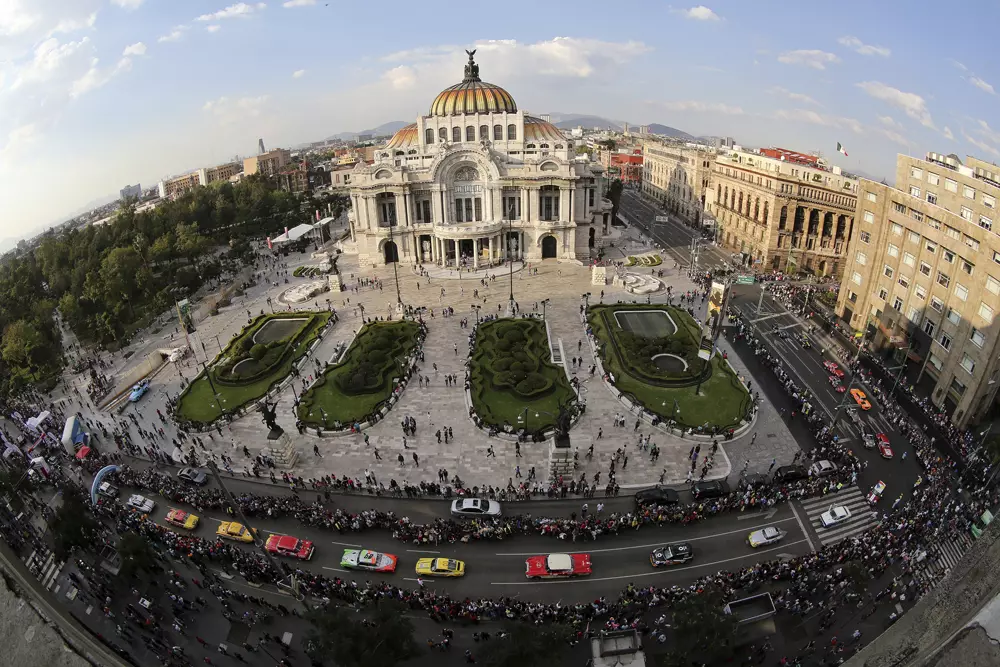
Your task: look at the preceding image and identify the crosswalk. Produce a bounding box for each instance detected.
[799,486,879,547]
[909,533,974,591]
[23,548,64,592]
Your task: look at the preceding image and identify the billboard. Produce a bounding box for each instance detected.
[708,281,726,316]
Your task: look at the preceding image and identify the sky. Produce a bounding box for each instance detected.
[1,1,998,238]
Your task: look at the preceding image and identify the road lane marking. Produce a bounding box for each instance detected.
[492,516,797,556]
[790,501,817,552]
[322,566,350,573]
[737,509,778,521]
[489,540,809,585]
[406,550,441,554]
[330,541,362,547]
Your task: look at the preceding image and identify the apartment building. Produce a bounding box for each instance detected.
[642,141,715,225]
[198,161,241,185]
[244,148,291,177]
[835,152,1000,427]
[157,173,201,199]
[120,183,141,199]
[706,147,858,276]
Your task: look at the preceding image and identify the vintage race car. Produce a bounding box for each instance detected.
[129,380,150,402]
[850,388,872,410]
[415,558,465,577]
[525,553,592,579]
[748,526,786,548]
[867,480,887,505]
[828,376,847,393]
[265,535,314,560]
[165,509,199,530]
[340,549,398,573]
[650,544,693,567]
[126,494,155,513]
[820,505,852,528]
[823,361,846,378]
[216,522,256,543]
[878,441,894,459]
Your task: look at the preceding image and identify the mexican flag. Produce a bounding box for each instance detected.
[837,142,849,156]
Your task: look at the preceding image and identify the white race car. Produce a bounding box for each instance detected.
[748,526,786,548]
[820,505,852,528]
[125,494,155,513]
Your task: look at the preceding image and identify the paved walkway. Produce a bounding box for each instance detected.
[76,243,803,492]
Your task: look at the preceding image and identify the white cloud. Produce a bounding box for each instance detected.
[977,120,1000,145]
[856,81,934,129]
[203,95,271,125]
[655,100,744,115]
[206,25,221,33]
[70,56,132,98]
[950,59,968,71]
[674,6,721,21]
[2,123,38,154]
[963,131,1000,158]
[122,42,146,57]
[877,115,901,129]
[943,126,954,140]
[777,50,840,70]
[837,36,890,57]
[196,3,267,22]
[770,87,821,106]
[292,69,306,78]
[875,128,910,147]
[10,37,91,91]
[111,0,145,9]
[382,65,417,90]
[283,0,316,6]
[773,109,864,135]
[158,25,188,43]
[969,76,995,95]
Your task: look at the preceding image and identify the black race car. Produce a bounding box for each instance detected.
[634,485,680,508]
[650,543,694,567]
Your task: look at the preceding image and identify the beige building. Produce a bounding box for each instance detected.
[642,140,716,225]
[706,147,858,276]
[836,152,1000,426]
[347,52,610,267]
[244,148,291,177]
[199,161,241,185]
[157,172,201,199]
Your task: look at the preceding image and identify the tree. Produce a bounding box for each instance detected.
[117,533,160,581]
[2,319,46,381]
[0,467,34,511]
[660,585,739,667]
[304,601,420,667]
[50,490,100,559]
[607,178,624,224]
[479,623,573,667]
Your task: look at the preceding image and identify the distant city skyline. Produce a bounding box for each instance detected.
[1,1,998,236]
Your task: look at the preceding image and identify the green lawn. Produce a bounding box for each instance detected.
[175,312,331,424]
[588,304,751,430]
[469,318,577,432]
[296,320,421,427]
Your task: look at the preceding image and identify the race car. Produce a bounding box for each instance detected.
[650,543,694,567]
[748,526,786,548]
[265,534,314,560]
[126,494,155,513]
[525,553,592,579]
[850,388,872,410]
[415,558,465,578]
[867,480,887,505]
[129,379,150,403]
[878,441,894,459]
[828,376,847,393]
[340,549,398,573]
[820,505,852,528]
[216,522,256,543]
[165,509,200,530]
[450,498,502,518]
[861,425,877,449]
[824,361,846,378]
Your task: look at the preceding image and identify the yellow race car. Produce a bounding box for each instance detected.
[165,509,200,530]
[216,521,256,543]
[415,558,465,577]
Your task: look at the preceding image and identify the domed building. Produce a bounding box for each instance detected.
[347,51,611,267]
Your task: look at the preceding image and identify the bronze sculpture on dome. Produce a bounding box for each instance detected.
[464,49,480,81]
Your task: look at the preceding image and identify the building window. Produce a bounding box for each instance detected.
[927,193,938,205]
[943,249,955,263]
[926,241,937,254]
[860,231,871,243]
[908,307,921,324]
[947,307,961,325]
[961,354,976,374]
[910,186,921,197]
[864,211,875,223]
[425,128,434,144]
[588,188,595,207]
[988,275,1000,295]
[938,333,952,350]
[950,377,966,395]
[963,185,976,199]
[539,186,559,221]
[915,284,927,300]
[493,125,503,141]
[893,297,904,311]
[903,252,915,267]
[439,127,448,141]
[474,197,482,221]
[910,209,924,223]
[927,216,942,230]
[866,191,878,202]
[945,226,961,240]
[961,259,975,275]
[923,319,936,336]
[961,206,973,221]
[971,328,987,347]
[893,202,907,214]
[945,179,958,193]
[930,296,944,312]
[507,124,516,140]
[878,288,889,300]
[887,244,899,257]
[480,125,488,140]
[455,198,464,223]
[927,172,940,185]
[883,265,894,279]
[937,271,951,288]
[856,251,867,265]
[852,271,863,285]
[891,222,903,235]
[981,216,993,231]
[919,262,932,276]
[421,200,431,223]
[984,194,996,209]
[453,127,462,143]
[502,193,521,220]
[907,230,921,244]
[979,302,994,322]
[466,126,475,142]
[898,275,910,289]
[911,167,923,179]
[928,353,943,370]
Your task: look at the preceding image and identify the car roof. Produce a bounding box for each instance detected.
[276,535,298,547]
[547,554,573,570]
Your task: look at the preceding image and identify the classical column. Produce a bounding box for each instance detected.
[489,236,495,264]
[520,231,525,261]
[569,186,575,223]
[473,239,479,269]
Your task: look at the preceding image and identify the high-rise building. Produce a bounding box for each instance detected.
[120,183,142,200]
[244,148,291,177]
[835,152,1000,426]
[642,140,716,225]
[707,147,858,275]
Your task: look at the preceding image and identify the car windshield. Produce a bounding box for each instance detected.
[436,560,457,571]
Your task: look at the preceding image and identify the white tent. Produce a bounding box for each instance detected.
[271,223,320,245]
[25,411,50,432]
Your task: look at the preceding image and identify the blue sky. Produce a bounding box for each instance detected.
[1,1,998,237]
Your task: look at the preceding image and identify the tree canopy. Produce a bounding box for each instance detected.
[304,601,420,667]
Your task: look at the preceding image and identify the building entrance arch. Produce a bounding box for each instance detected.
[383,240,399,264]
[541,235,557,259]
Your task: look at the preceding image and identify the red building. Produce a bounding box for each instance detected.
[609,151,644,184]
[758,147,821,168]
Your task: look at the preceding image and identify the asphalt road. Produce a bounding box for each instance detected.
[106,460,811,604]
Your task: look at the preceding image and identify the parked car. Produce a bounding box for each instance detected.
[450,498,502,518]
[847,408,865,427]
[634,485,681,507]
[773,465,808,483]
[691,479,730,500]
[340,549,398,573]
[265,535,314,560]
[97,481,119,498]
[178,467,208,486]
[415,558,465,577]
[738,473,769,490]
[867,480,887,505]
[809,460,838,477]
[165,509,199,530]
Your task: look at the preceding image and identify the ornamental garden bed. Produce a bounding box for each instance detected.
[587,304,751,430]
[174,311,331,424]
[296,320,422,428]
[625,254,663,267]
[469,318,576,433]
[293,265,326,277]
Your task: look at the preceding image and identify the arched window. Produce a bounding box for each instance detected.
[737,192,743,213]
[540,144,549,149]
[525,144,536,149]
[480,125,488,140]
[466,126,475,142]
[425,128,434,144]
[439,127,447,141]
[452,127,461,143]
[493,124,503,140]
[723,186,728,208]
[753,198,760,221]
[507,124,516,141]
[763,201,769,225]
[717,183,722,203]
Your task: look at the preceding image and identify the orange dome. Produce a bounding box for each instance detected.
[429,51,517,116]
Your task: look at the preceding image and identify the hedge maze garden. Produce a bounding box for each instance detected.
[175,311,332,424]
[296,320,422,428]
[469,318,576,433]
[587,304,751,431]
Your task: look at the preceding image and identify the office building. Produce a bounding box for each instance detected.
[642,141,716,225]
[244,148,292,177]
[120,183,142,200]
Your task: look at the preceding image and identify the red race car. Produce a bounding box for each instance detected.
[265,534,315,560]
[525,553,592,580]
[828,376,847,393]
[878,441,894,459]
[823,361,845,378]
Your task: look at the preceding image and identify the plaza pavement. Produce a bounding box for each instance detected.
[72,234,804,492]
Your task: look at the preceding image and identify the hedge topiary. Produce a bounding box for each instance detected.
[249,344,267,361]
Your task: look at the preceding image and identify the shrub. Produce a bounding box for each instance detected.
[249,344,267,361]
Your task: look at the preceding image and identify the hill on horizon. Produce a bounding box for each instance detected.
[326,120,409,141]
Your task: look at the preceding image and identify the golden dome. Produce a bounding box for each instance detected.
[524,116,564,143]
[429,50,517,116]
[386,123,418,149]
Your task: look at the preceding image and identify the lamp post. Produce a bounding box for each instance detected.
[266,297,274,314]
[214,335,223,354]
[541,299,550,321]
[201,361,225,416]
